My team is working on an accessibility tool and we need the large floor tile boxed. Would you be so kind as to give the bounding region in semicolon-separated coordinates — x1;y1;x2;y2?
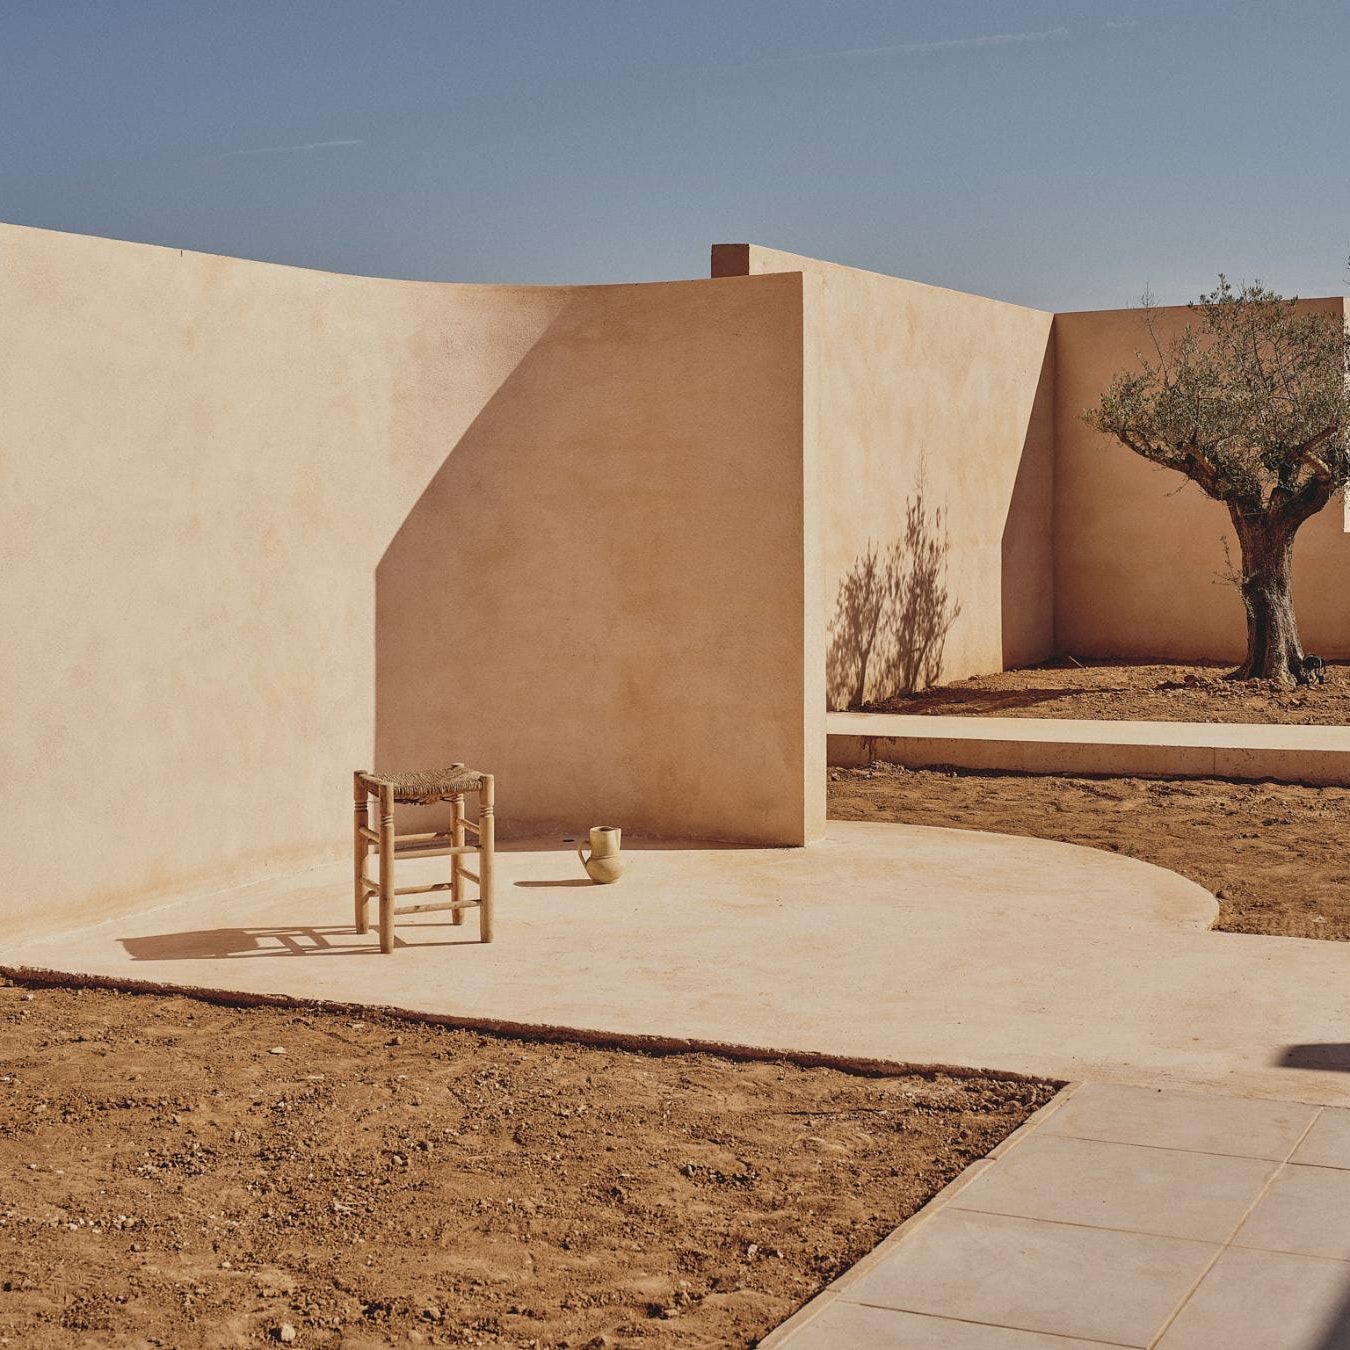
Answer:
1292;1108;1350;1170
1234;1164;1350;1261
781;1302;1121;1348
951;1133;1274;1242
1158;1245;1350;1349
839;1208;1216;1347
1041;1082;1318;1159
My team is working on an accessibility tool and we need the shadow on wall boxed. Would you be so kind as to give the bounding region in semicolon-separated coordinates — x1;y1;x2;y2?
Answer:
826;485;962;709
373;277;809;843
1000;337;1056;668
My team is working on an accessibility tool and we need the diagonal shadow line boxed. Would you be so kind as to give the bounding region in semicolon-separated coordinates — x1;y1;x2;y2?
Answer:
372;295;587;804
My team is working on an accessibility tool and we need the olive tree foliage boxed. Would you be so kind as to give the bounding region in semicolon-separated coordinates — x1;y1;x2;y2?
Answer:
1083;278;1350;682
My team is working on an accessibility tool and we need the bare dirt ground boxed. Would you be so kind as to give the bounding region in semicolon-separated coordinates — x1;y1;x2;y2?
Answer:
830;764;1350;940
870;659;1350;724
0;981;1053;1349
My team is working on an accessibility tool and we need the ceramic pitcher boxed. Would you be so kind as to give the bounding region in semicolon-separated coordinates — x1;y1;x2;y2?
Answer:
578;825;623;884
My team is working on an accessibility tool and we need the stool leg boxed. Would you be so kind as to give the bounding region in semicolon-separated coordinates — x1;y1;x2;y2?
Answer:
353;773;369;934
378;785;395;954
478;775;495;943
450;792;465;926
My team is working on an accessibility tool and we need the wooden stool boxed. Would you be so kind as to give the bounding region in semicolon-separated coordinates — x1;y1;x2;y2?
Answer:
353;765;495;953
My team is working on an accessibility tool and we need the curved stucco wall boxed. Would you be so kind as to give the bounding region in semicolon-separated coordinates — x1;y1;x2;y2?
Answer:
0;224;815;935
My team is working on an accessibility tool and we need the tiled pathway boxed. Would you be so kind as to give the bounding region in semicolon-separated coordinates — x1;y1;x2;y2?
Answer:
769;1082;1350;1349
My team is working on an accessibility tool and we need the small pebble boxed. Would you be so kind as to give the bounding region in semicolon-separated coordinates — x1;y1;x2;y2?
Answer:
267;1047;286;1056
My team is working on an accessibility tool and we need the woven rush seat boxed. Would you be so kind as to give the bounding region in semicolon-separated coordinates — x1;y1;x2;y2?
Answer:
363;766;487;804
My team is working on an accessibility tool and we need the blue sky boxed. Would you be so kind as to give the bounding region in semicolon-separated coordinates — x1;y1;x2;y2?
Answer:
3;1;1348;309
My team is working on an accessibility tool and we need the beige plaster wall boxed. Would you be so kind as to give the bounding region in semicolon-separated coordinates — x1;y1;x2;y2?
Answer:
375;271;820;848
1;223;815;936
716;246;1056;708
1055;299;1350;661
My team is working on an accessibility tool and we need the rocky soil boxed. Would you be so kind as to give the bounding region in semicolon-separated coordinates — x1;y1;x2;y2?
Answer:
0;980;1053;1348
871;659;1350;724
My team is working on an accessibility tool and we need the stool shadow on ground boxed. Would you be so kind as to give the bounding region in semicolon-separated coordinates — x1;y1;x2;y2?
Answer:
118;925;476;961
1277;1043;1350;1072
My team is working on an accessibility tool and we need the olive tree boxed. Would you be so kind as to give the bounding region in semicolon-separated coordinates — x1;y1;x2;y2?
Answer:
1084;279;1350;683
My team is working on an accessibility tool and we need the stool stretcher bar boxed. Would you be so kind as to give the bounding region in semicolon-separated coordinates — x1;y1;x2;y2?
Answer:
359;826;479;849
394;900;476;916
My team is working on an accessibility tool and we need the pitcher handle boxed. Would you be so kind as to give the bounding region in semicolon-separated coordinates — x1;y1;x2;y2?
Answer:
577;840;590;867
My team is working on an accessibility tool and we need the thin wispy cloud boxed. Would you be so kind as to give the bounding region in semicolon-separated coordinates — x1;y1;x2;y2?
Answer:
199;139;366;162
764;26;1069;65
1105;19;1139;30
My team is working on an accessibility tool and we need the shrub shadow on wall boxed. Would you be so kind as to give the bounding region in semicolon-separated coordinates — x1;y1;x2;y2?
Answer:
826;486;962;709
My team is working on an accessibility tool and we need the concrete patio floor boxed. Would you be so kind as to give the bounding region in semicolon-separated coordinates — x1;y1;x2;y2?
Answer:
6;821;1350;1103
768;1081;1350;1349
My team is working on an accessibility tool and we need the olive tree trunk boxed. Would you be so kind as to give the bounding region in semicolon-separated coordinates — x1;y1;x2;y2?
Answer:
1228;509;1305;683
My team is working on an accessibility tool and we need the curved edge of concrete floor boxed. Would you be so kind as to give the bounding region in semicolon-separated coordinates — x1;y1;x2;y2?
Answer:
8;819;1349;1103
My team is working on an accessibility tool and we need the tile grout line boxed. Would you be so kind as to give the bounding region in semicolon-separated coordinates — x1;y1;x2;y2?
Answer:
1228;1239;1350;1265
1039;1127;1336;1165
940;1204;1227;1248
1145;1104;1326;1348
842;1300;1141;1347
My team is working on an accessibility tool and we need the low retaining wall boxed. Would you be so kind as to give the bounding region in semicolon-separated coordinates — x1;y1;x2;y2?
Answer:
826;713;1350;786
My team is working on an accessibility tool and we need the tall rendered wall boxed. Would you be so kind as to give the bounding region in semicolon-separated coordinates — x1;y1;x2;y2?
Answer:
0;224;816;937
375;272;820;848
1055;299;1350;661
716;246;1056;709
